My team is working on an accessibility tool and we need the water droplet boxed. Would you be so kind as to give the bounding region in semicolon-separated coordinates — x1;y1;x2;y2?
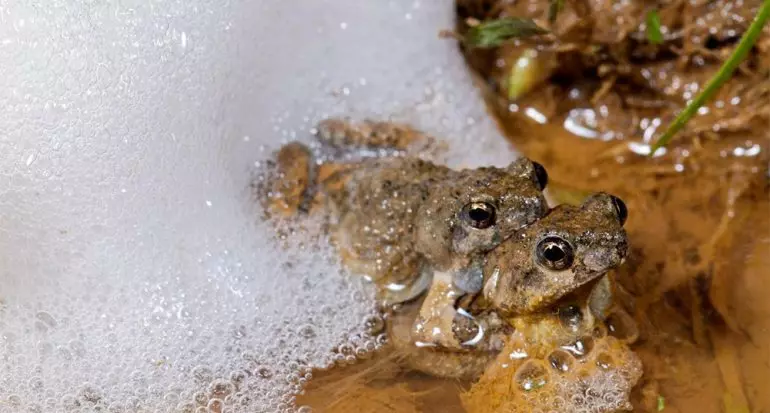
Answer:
514;360;549;392
557;304;582;331
364;314;385;335
561;336;594;359
547;349;574;373
595;351;615;370
606;309;639;343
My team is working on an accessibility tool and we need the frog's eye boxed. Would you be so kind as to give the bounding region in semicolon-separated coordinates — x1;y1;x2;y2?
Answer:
532;161;548;190
609;195;628;226
536;236;574;271
461;202;496;229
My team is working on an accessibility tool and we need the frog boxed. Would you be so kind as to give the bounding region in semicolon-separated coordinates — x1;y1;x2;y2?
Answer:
262;118;550;304
408;192;628;353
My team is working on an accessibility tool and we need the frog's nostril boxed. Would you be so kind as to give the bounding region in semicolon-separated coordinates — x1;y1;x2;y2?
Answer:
609;195;628;226
532;161;548;191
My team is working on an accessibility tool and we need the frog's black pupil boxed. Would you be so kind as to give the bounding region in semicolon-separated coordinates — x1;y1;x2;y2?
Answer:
536;236;574;270
532;161;549;190
469;207;490;222
609;195;628;226
543;244;565;262
463;202;496;229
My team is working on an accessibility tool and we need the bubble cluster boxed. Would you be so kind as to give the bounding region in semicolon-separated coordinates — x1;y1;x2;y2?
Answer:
464;333;643;413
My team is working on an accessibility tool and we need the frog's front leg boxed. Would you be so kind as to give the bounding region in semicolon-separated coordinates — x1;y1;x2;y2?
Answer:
315;118;444;155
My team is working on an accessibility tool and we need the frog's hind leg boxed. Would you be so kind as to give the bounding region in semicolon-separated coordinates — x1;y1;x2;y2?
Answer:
315;118;444;155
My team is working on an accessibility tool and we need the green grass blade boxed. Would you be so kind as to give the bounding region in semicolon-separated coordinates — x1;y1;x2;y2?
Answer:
649;0;770;155
548;0;564;23
646;10;664;44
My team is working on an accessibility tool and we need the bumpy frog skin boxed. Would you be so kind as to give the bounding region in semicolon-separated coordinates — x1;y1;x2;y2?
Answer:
409;193;628;351
264;118;550;304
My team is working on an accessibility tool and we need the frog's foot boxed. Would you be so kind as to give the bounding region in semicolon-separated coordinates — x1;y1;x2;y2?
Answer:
379;266;433;307
388;301;497;380
411;270;471;349
262;142;317;218
411;262;503;352
314;118;444;156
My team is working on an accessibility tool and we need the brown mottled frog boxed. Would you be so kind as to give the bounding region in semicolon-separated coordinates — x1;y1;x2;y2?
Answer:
263;118;550;304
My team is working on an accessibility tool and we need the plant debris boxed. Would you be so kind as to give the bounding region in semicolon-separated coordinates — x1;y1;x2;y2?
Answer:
465;17;548;48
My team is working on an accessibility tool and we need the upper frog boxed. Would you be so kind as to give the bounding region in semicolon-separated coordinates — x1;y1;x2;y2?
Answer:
264;118;550;304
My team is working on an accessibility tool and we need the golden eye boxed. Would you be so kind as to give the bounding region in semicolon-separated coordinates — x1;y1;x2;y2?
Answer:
462;202;496;229
536;236;574;271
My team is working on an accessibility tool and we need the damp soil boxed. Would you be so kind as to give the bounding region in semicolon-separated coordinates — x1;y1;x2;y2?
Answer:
298;1;770;412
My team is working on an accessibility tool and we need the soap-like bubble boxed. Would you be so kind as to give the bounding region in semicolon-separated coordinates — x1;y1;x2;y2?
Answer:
514;360;550;392
0;0;516;411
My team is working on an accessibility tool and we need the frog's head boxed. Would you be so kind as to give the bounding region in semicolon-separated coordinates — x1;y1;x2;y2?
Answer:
414;157;549;270
482;192;629;315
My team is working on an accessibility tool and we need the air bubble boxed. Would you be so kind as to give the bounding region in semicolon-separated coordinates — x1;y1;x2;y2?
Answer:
375;333;389;347
229;370;246;385
364;314;385;335
298;324;316;339
595;352;615;370
514;360;549;392
206;398;224;412
193;391;208;405
547;349;574;373
7;395;21;407
208;379;233;398
35;311;57;328
605;309;639;343
561;336;594;359
176;402;196;413
192;366;214;384
337;343;355;356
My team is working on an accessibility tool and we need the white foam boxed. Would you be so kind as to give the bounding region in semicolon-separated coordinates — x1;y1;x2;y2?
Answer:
0;0;515;411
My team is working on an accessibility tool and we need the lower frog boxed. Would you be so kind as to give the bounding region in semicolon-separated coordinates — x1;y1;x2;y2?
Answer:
262;118;550;304
390;193;631;379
